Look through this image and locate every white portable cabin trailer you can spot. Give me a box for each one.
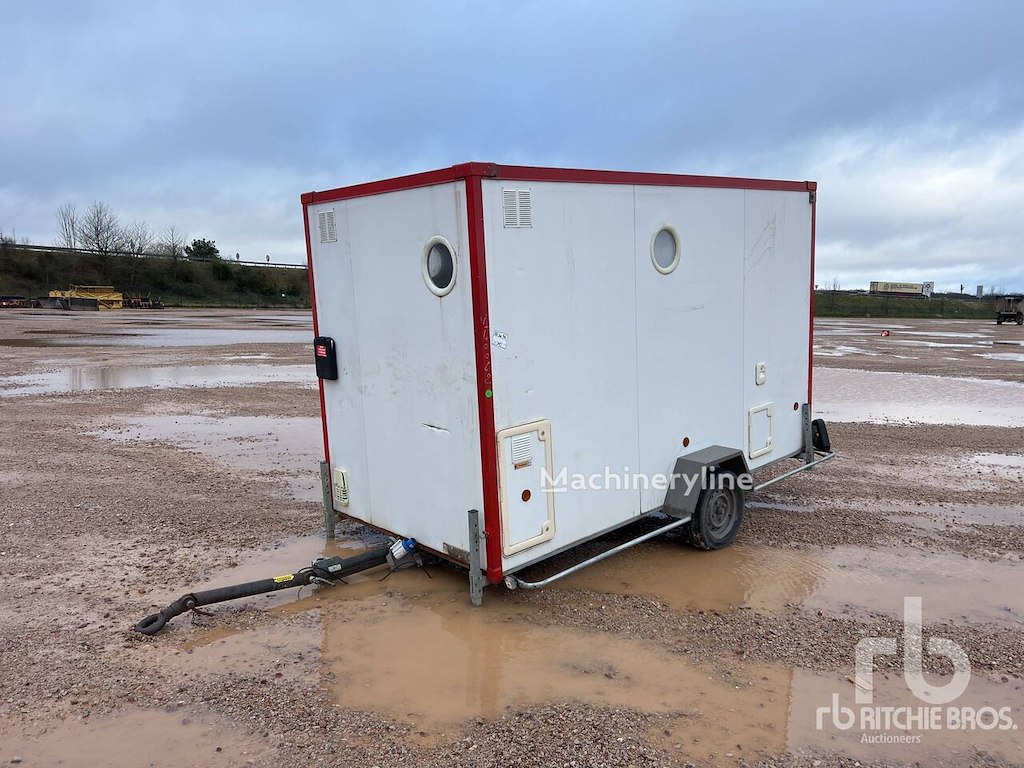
[302,163,833,602]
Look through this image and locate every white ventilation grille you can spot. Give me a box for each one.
[502,189,532,228]
[511,433,533,469]
[318,210,338,243]
[332,467,349,507]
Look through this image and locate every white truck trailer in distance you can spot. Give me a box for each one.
[302,163,833,603]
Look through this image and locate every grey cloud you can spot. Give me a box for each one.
[1,1,1022,288]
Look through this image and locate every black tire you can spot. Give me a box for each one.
[686,470,744,550]
[997,318,1003,325]
[812,418,831,452]
[1017,314,1023,326]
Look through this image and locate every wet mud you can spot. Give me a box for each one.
[1,311,1022,767]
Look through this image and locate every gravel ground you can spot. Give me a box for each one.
[0,311,1022,768]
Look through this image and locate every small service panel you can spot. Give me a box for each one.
[314,336,338,380]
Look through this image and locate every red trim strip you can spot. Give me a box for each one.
[490,164,814,193]
[302,204,333,488]
[465,175,503,584]
[808,191,817,406]
[303,163,815,206]
[302,163,492,206]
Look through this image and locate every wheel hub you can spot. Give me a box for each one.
[707,490,737,537]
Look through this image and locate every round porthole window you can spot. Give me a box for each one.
[651,226,680,274]
[422,237,457,297]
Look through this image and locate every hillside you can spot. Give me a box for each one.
[0,244,310,308]
[0,243,1008,318]
[815,290,1002,319]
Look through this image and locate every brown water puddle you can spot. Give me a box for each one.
[173,544,1022,766]
[970,452,1024,473]
[555,540,1023,627]
[813,368,1024,427]
[802,547,1023,627]
[885,502,1024,529]
[0,709,259,767]
[1,364,315,396]
[92,415,323,502]
[559,540,827,612]
[133,517,1024,765]
[307,565,792,761]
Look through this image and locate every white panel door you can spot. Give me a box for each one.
[483,180,640,573]
[742,190,812,468]
[633,187,746,512]
[308,182,485,560]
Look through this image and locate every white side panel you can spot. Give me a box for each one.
[307,182,484,561]
[742,190,812,468]
[633,187,746,512]
[483,180,641,572]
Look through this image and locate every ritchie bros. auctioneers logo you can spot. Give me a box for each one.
[816,597,1017,743]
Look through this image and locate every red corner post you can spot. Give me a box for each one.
[464,173,504,584]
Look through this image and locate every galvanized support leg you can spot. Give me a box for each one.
[801,403,814,466]
[467,509,484,607]
[320,460,336,540]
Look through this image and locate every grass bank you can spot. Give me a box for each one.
[0,244,310,308]
[815,290,1000,319]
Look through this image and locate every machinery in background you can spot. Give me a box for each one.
[996,295,1024,325]
[48,284,123,310]
[868,281,934,298]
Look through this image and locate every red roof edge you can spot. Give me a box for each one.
[302,163,815,205]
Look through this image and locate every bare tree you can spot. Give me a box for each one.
[828,276,841,312]
[159,226,187,259]
[159,225,188,278]
[55,203,79,249]
[77,201,124,257]
[0,227,21,260]
[122,220,154,257]
[120,220,153,292]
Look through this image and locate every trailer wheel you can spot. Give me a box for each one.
[687,471,744,550]
[1017,314,1023,326]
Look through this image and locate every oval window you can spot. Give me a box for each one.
[651,226,680,274]
[422,237,457,296]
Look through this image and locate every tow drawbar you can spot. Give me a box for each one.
[134,538,418,636]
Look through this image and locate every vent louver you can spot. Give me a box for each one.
[502,189,532,228]
[318,209,338,243]
[511,433,533,468]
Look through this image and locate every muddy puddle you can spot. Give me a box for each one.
[556,539,1023,627]
[884,502,1024,529]
[92,414,323,502]
[979,351,1024,362]
[0,327,310,348]
[558,539,826,612]
[0,708,259,767]
[813,367,1024,426]
[173,540,1021,765]
[323,593,792,752]
[0,364,316,396]
[802,547,1023,627]
[0,310,311,348]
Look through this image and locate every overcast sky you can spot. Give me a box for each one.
[2,1,1022,291]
